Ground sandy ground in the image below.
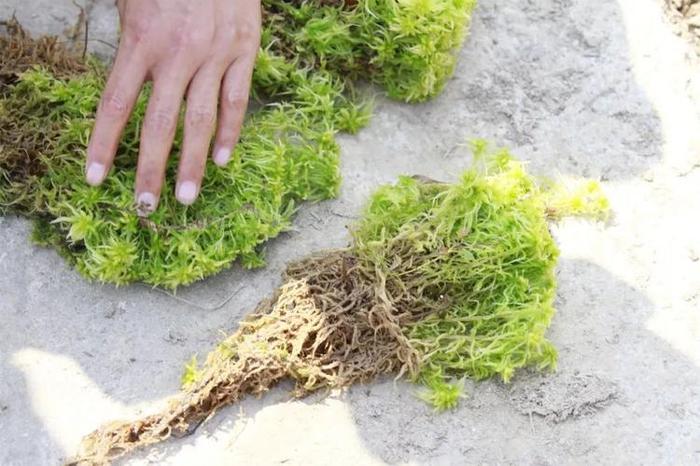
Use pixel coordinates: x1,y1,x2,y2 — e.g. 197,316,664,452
1,0,700,464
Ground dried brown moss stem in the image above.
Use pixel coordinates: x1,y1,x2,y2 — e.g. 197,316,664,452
71,250,430,464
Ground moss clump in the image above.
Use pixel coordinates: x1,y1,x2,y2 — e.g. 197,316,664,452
2,67,363,287
263,0,477,101
71,146,609,464
1,0,477,288
354,159,560,386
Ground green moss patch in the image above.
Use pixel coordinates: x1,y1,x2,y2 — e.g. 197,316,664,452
71,145,609,463
1,0,477,288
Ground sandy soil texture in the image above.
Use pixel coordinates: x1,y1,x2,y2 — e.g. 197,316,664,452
1,0,699,465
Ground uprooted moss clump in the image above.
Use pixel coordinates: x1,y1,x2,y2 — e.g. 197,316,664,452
1,0,477,288
70,147,609,464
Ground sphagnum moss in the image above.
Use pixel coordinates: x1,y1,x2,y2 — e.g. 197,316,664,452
0,4,613,465
0,0,477,288
70,145,609,464
2,65,360,287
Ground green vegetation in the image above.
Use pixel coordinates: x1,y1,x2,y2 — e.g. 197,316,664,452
2,4,614,464
2,67,363,287
1,0,477,287
263,0,477,101
73,145,609,463
353,142,608,399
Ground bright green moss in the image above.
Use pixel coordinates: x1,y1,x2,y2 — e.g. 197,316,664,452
360,0,478,101
8,66,359,288
543,179,611,222
418,377,465,411
0,0,477,287
351,144,608,405
70,146,609,461
181,356,201,389
353,158,560,386
263,0,478,101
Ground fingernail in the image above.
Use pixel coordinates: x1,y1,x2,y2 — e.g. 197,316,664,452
136,192,157,217
214,147,231,166
176,181,198,205
86,162,106,186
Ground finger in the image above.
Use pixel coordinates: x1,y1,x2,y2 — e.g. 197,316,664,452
212,53,256,167
134,72,189,216
176,64,221,205
86,48,147,186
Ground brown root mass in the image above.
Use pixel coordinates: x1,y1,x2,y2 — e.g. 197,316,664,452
0,20,88,214
70,250,436,465
0,18,87,87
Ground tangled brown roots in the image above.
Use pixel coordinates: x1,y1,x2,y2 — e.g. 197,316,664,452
0,20,89,214
71,250,438,465
0,18,87,87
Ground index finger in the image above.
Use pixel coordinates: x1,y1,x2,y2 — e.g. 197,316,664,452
85,49,147,186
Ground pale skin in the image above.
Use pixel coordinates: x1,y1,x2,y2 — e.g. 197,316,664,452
85,0,262,216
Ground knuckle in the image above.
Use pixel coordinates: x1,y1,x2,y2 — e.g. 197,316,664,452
124,16,152,43
210,43,237,63
224,90,248,111
186,105,215,128
171,32,192,52
231,22,259,44
172,29,212,53
144,109,177,135
100,92,129,118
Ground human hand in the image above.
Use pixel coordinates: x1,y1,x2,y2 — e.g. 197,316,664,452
85,0,261,215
